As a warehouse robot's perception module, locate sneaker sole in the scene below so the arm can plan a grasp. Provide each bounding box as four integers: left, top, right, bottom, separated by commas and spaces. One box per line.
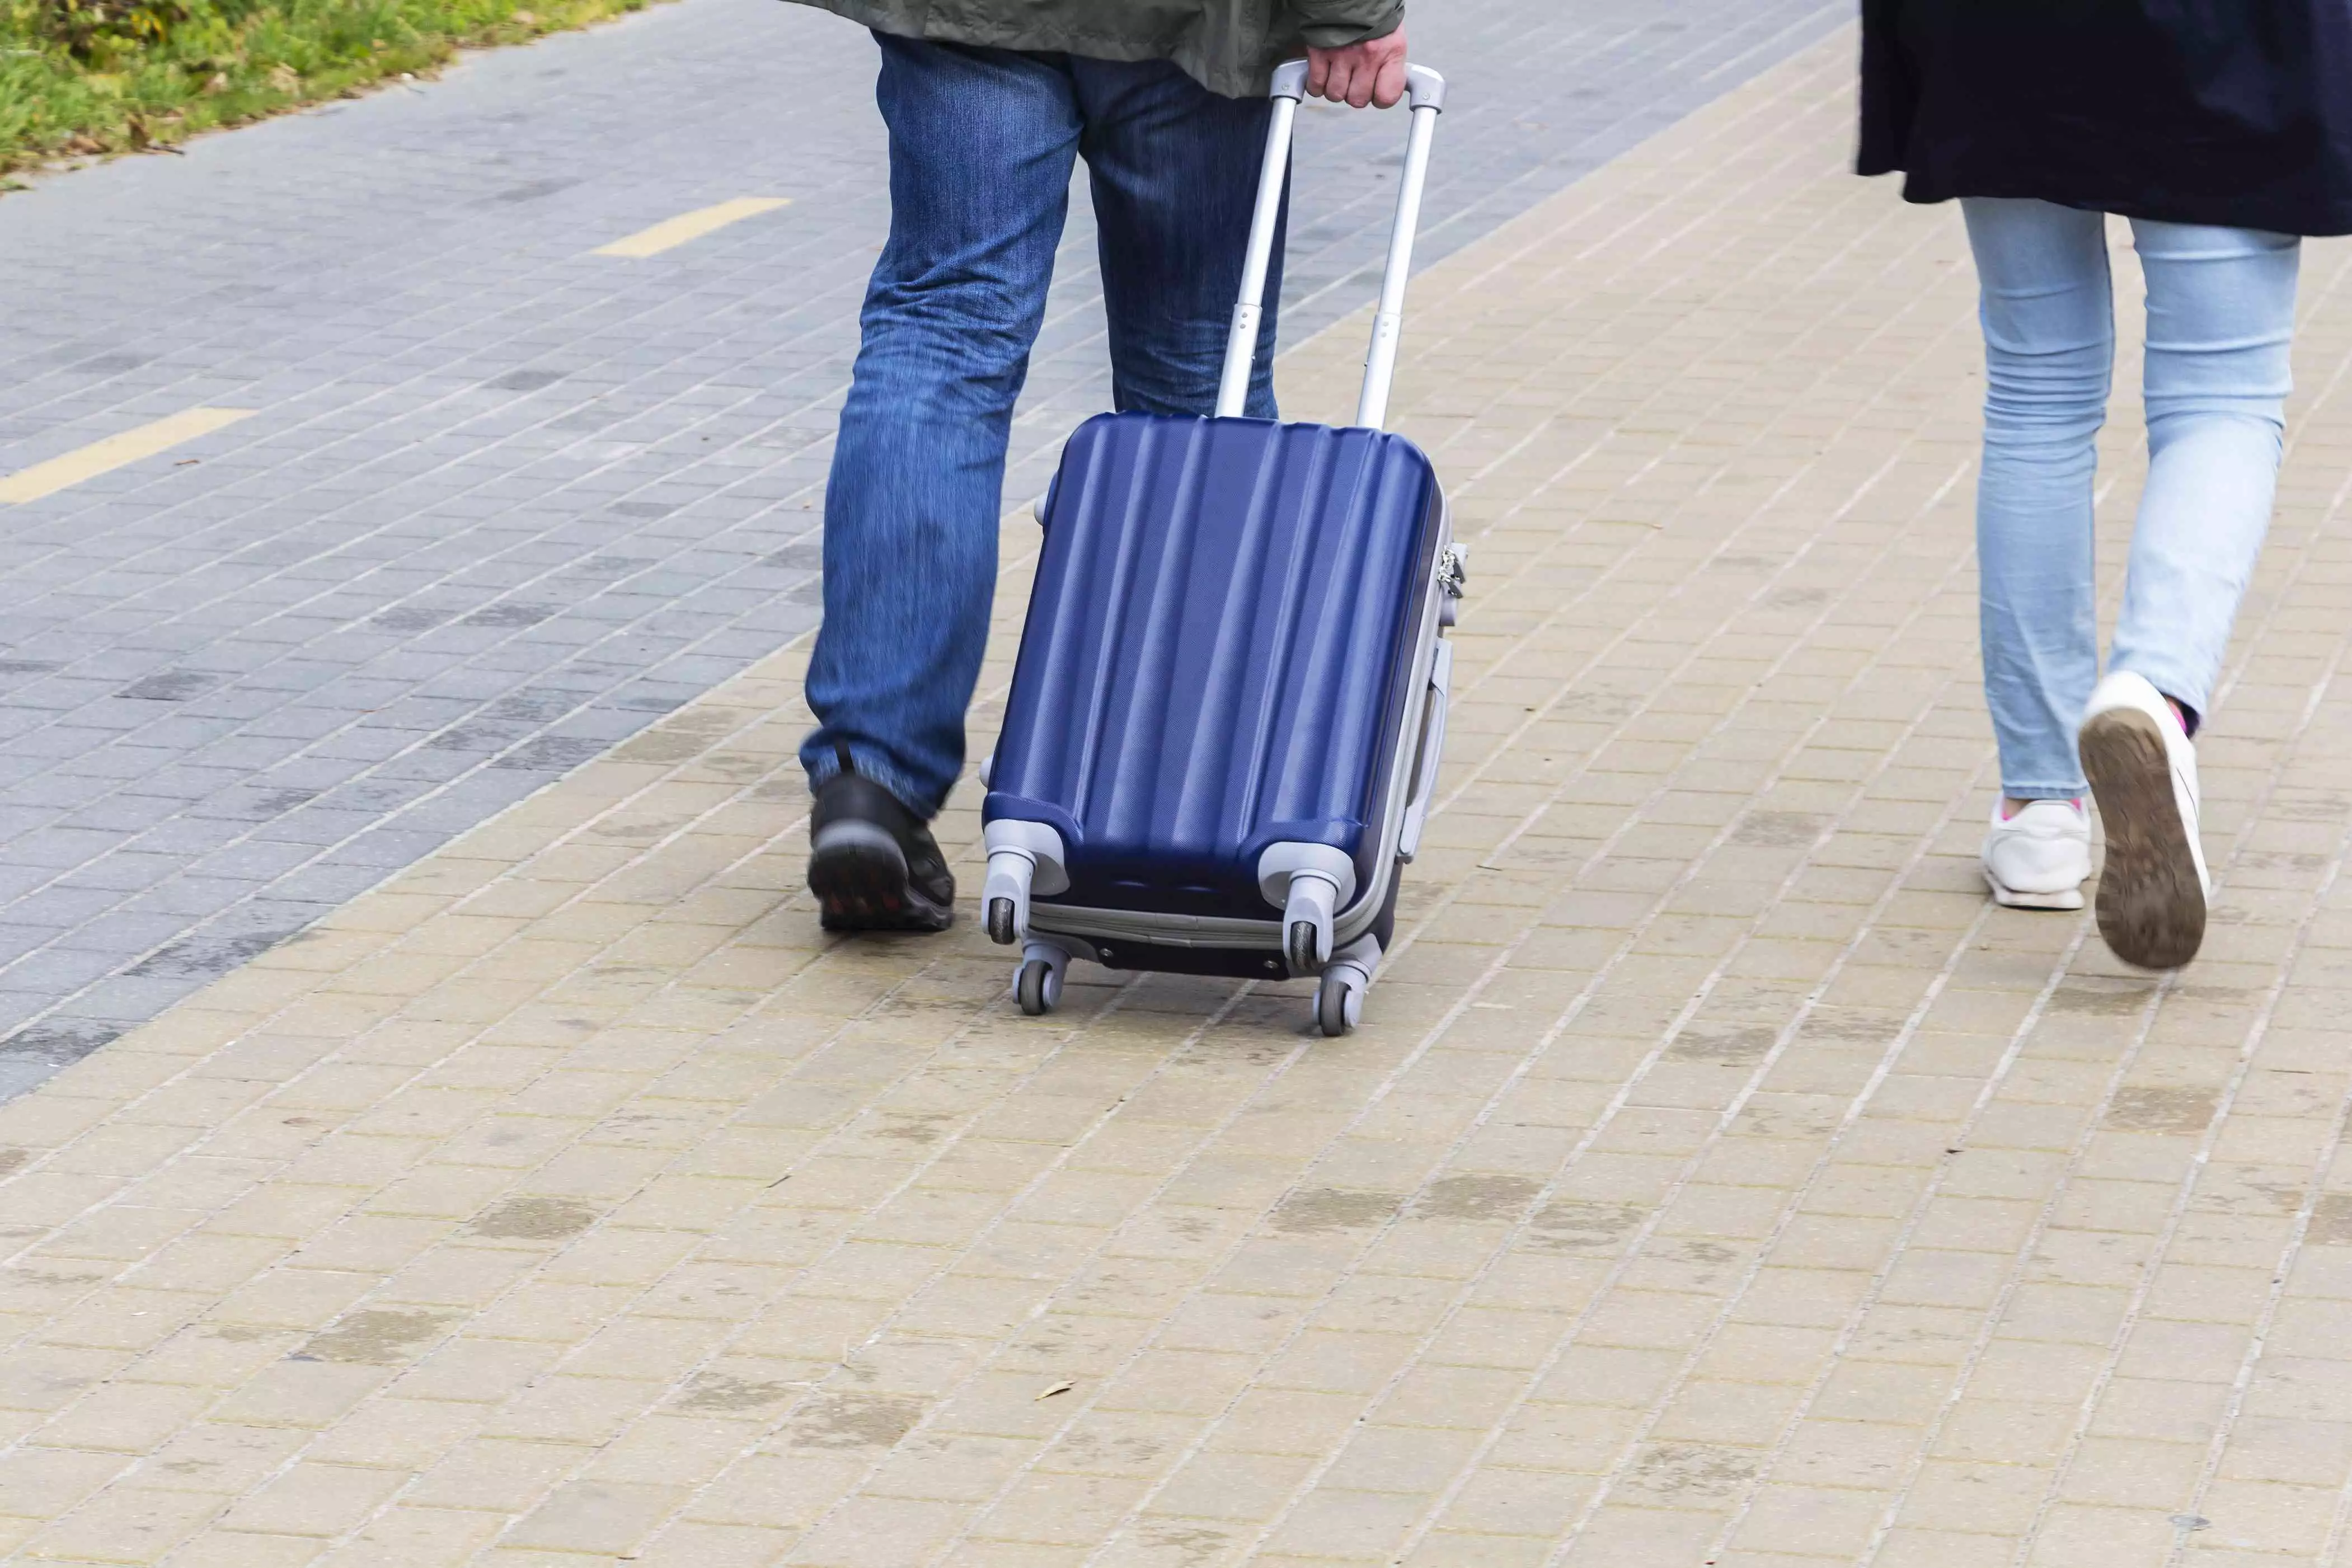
809, 821, 954, 933
2080, 706, 2204, 969
1987, 875, 2084, 912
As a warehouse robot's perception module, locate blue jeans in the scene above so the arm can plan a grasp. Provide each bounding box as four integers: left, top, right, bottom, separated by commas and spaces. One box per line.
1964, 197, 2299, 799
800, 35, 1284, 816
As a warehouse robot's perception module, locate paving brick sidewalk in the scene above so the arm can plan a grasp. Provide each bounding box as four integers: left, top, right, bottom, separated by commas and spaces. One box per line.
3, 27, 2352, 1568
0, 0, 1844, 1095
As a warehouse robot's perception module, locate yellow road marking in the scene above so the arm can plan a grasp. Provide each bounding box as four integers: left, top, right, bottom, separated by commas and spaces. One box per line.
0, 407, 255, 505
594, 196, 791, 259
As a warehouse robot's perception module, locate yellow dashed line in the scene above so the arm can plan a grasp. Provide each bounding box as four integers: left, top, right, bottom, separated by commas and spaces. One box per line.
594, 196, 792, 259
0, 407, 255, 505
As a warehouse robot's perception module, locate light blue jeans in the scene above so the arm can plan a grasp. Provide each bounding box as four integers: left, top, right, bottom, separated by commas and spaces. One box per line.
1964, 197, 2300, 799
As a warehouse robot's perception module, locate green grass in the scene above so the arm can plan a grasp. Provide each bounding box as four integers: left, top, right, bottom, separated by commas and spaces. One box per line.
1, 0, 658, 179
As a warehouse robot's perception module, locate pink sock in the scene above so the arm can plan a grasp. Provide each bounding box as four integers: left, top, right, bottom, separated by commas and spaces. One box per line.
2002, 797, 2084, 821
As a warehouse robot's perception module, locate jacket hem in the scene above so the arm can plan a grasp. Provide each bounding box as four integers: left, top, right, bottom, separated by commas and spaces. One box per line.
1876, 166, 2352, 240
782, 0, 1399, 97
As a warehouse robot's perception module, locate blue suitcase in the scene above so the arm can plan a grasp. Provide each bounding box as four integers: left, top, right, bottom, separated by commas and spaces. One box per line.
979, 62, 1462, 1036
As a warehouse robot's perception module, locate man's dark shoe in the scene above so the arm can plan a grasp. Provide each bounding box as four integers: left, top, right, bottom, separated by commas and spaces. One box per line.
809, 768, 955, 932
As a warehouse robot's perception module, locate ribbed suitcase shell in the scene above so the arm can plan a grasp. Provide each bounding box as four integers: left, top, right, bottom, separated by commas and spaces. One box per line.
983, 410, 1444, 966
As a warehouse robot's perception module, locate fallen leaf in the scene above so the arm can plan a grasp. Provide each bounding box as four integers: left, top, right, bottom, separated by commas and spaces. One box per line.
1034, 1380, 1074, 1401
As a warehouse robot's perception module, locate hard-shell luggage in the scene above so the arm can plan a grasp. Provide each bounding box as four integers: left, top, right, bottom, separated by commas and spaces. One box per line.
979, 60, 1461, 1037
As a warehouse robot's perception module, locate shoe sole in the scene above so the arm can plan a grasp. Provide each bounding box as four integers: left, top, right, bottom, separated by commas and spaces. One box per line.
2080, 706, 2204, 969
809, 821, 954, 933
1987, 876, 2084, 912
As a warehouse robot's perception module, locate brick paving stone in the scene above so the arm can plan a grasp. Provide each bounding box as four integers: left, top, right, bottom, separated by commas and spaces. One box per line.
2, 21, 2352, 1568
0, 0, 1844, 1093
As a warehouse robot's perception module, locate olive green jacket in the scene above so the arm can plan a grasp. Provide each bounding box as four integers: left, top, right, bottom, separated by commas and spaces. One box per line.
783, 0, 1405, 98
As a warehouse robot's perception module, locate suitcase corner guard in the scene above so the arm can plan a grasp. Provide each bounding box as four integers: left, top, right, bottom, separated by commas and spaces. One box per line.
982, 820, 1069, 946
1257, 843, 1358, 977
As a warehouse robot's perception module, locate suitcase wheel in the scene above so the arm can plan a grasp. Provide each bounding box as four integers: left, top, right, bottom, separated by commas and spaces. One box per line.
1286, 919, 1324, 978
1017, 959, 1061, 1016
987, 896, 1020, 946
1316, 970, 1363, 1037
1014, 942, 1069, 1017
1313, 938, 1381, 1038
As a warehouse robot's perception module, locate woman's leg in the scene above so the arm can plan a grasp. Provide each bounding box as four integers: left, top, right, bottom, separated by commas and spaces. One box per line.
1962, 196, 2116, 802
2108, 220, 2300, 717
2072, 221, 2297, 969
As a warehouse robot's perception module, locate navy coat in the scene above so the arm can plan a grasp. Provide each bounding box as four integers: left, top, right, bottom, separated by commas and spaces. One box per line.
1860, 1, 2352, 237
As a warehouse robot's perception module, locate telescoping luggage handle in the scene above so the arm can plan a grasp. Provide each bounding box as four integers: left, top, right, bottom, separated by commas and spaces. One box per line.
1213, 59, 1447, 430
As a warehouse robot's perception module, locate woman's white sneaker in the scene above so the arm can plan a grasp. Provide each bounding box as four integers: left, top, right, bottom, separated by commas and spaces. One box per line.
2078, 670, 2209, 969
1982, 797, 2090, 910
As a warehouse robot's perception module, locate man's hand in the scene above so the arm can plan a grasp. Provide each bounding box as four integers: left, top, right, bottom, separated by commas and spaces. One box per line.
1306, 27, 1407, 110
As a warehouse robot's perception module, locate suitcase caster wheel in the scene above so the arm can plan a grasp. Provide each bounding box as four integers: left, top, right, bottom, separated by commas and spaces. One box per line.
986, 896, 1019, 946
1316, 971, 1362, 1037
1016, 959, 1063, 1020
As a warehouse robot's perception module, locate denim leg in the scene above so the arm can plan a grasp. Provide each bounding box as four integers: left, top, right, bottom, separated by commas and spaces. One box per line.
1071, 59, 1283, 419
1963, 197, 2114, 800
799, 35, 1081, 816
2109, 220, 2299, 718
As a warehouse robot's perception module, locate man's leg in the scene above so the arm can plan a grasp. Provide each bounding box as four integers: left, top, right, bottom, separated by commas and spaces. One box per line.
800, 35, 1079, 929
1070, 59, 1283, 419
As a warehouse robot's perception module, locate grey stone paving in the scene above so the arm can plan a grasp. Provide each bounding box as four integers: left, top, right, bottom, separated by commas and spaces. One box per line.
0, 0, 1844, 1096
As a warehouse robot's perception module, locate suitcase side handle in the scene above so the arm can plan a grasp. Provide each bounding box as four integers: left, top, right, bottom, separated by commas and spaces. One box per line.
1397, 638, 1453, 863
1213, 60, 1447, 429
